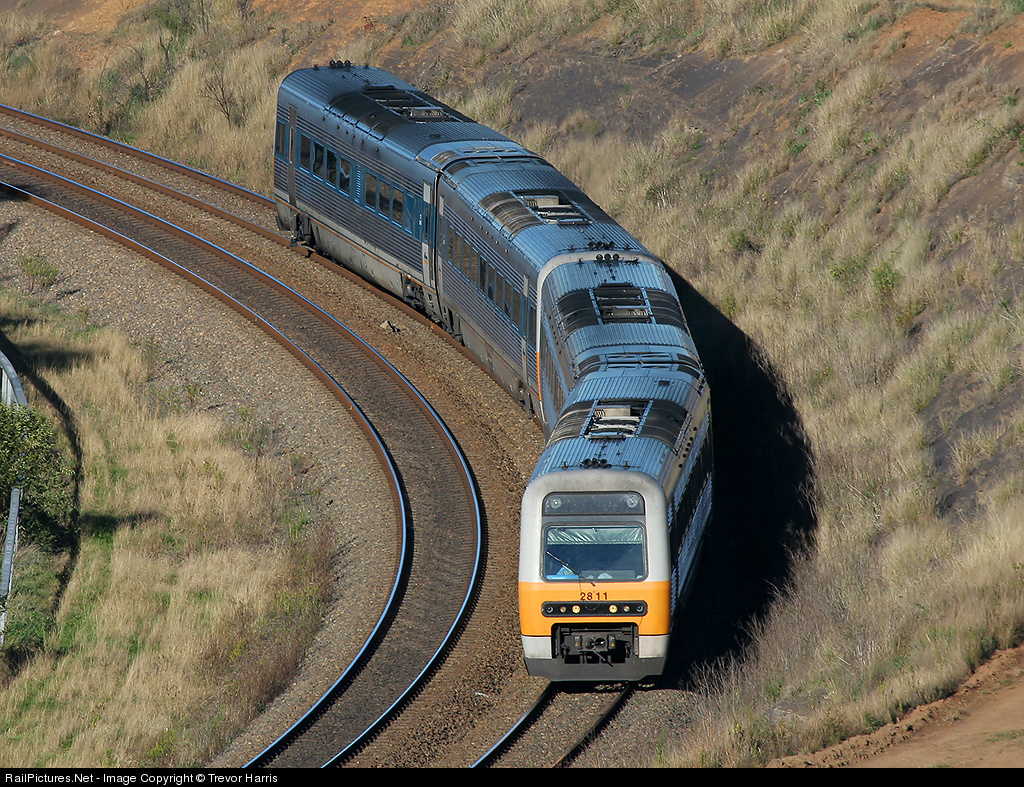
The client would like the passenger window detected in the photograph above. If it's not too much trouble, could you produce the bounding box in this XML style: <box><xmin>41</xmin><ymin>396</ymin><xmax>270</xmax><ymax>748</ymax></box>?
<box><xmin>495</xmin><ymin>273</ymin><xmax>506</xmax><ymax>313</ymax></box>
<box><xmin>486</xmin><ymin>265</ymin><xmax>497</xmax><ymax>303</ymax></box>
<box><xmin>379</xmin><ymin>181</ymin><xmax>392</xmax><ymax>218</ymax></box>
<box><xmin>339</xmin><ymin>158</ymin><xmax>351</xmax><ymax>194</ymax></box>
<box><xmin>466</xmin><ymin>248</ymin><xmax>477</xmax><ymax>282</ymax></box>
<box><xmin>313</xmin><ymin>142</ymin><xmax>325</xmax><ymax>179</ymax></box>
<box><xmin>403</xmin><ymin>194</ymin><xmax>418</xmax><ymax>235</ymax></box>
<box><xmin>275</xmin><ymin>121</ymin><xmax>289</xmax><ymax>159</ymax></box>
<box><xmin>503</xmin><ymin>279</ymin><xmax>514</xmax><ymax>318</ymax></box>
<box><xmin>299</xmin><ymin>135</ymin><xmax>311</xmax><ymax>171</ymax></box>
<box><xmin>326</xmin><ymin>150</ymin><xmax>338</xmax><ymax>187</ymax></box>
<box><xmin>393</xmin><ymin>190</ymin><xmax>404</xmax><ymax>226</ymax></box>
<box><xmin>438</xmin><ymin>217</ymin><xmax>449</xmax><ymax>260</ymax></box>
<box><xmin>513</xmin><ymin>290</ymin><xmax>522</xmax><ymax>332</ymax></box>
<box><xmin>453</xmin><ymin>233</ymin><xmax>463</xmax><ymax>270</ymax></box>
<box><xmin>365</xmin><ymin>173</ymin><xmax>377</xmax><ymax>210</ymax></box>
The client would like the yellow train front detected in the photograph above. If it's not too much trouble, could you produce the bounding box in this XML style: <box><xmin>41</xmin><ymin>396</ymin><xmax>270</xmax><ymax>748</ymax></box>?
<box><xmin>519</xmin><ymin>469</ymin><xmax>674</xmax><ymax>681</ymax></box>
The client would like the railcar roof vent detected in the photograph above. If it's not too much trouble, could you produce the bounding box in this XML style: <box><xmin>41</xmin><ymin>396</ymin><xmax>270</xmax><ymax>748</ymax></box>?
<box><xmin>432</xmin><ymin>150</ymin><xmax>459</xmax><ymax>165</ymax></box>
<box><xmin>556</xmin><ymin>285</ymin><xmax>689</xmax><ymax>335</ymax></box>
<box><xmin>520</xmin><ymin>192</ymin><xmax>588</xmax><ymax>224</ymax></box>
<box><xmin>595</xmin><ymin>285</ymin><xmax>652</xmax><ymax>322</ymax></box>
<box><xmin>362</xmin><ymin>85</ymin><xmax>457</xmax><ymax>121</ymax></box>
<box><xmin>574</xmin><ymin>352</ymin><xmax>702</xmax><ymax>379</ymax></box>
<box><xmin>480</xmin><ymin>191</ymin><xmax>543</xmax><ymax>235</ymax></box>
<box><xmin>482</xmin><ymin>188</ymin><xmax>605</xmax><ymax>237</ymax></box>
<box><xmin>550</xmin><ymin>400</ymin><xmax>646</xmax><ymax>443</ymax></box>
<box><xmin>549</xmin><ymin>399</ymin><xmax>688</xmax><ymax>448</ymax></box>
<box><xmin>586</xmin><ymin>403</ymin><xmax>644</xmax><ymax>439</ymax></box>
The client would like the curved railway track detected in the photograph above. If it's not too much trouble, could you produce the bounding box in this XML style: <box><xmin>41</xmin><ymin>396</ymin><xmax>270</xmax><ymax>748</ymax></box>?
<box><xmin>0</xmin><ymin>109</ymin><xmax>649</xmax><ymax>767</ymax></box>
<box><xmin>0</xmin><ymin>130</ymin><xmax>484</xmax><ymax>766</ymax></box>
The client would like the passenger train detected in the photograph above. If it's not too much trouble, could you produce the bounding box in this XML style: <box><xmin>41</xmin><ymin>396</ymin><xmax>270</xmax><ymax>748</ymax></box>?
<box><xmin>274</xmin><ymin>63</ymin><xmax>712</xmax><ymax>681</ymax></box>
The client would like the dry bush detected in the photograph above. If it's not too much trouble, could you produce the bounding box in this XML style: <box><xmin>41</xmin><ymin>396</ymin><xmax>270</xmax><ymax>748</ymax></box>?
<box><xmin>447</xmin><ymin>0</ymin><xmax>538</xmax><ymax>54</ymax></box>
<box><xmin>701</xmin><ymin>0</ymin><xmax>815</xmax><ymax>55</ymax></box>
<box><xmin>440</xmin><ymin>82</ymin><xmax>518</xmax><ymax>131</ymax></box>
<box><xmin>0</xmin><ymin>1</ymin><xmax>303</xmax><ymax>190</ymax></box>
<box><xmin>135</xmin><ymin>42</ymin><xmax>285</xmax><ymax>188</ymax></box>
<box><xmin>444</xmin><ymin>0</ymin><xmax>700</xmax><ymax>57</ymax></box>
<box><xmin>0</xmin><ymin>29</ymin><xmax>90</xmax><ymax>123</ymax></box>
<box><xmin>805</xmin><ymin>64</ymin><xmax>889</xmax><ymax>167</ymax></box>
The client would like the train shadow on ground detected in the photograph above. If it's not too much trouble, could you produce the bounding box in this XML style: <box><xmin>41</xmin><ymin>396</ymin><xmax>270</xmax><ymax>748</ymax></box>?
<box><xmin>652</xmin><ymin>271</ymin><xmax>817</xmax><ymax>690</ymax></box>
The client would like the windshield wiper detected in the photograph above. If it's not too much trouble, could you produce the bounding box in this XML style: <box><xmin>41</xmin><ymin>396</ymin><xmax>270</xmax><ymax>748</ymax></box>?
<box><xmin>545</xmin><ymin>551</ymin><xmax>595</xmax><ymax>585</ymax></box>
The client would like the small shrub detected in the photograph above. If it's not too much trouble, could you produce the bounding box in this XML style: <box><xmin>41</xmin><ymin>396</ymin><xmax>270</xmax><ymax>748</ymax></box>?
<box><xmin>17</xmin><ymin>250</ymin><xmax>59</xmax><ymax>294</ymax></box>
<box><xmin>0</xmin><ymin>403</ymin><xmax>74</xmax><ymax>551</ymax></box>
<box><xmin>871</xmin><ymin>259</ymin><xmax>901</xmax><ymax>300</ymax></box>
<box><xmin>728</xmin><ymin>228</ymin><xmax>760</xmax><ymax>254</ymax></box>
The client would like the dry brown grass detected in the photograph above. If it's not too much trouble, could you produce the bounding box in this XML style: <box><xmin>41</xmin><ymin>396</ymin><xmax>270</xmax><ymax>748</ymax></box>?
<box><xmin>384</xmin><ymin>45</ymin><xmax>1024</xmax><ymax>764</ymax></box>
<box><xmin>0</xmin><ymin>17</ymin><xmax>91</xmax><ymax>123</ymax></box>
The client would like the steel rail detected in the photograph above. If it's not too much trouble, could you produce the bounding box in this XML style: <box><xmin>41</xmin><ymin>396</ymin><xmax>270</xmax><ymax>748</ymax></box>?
<box><xmin>0</xmin><ymin>173</ymin><xmax>409</xmax><ymax>681</ymax></box>
<box><xmin>2</xmin><ymin>120</ymin><xmax>644</xmax><ymax>771</ymax></box>
<box><xmin>0</xmin><ymin>154</ymin><xmax>483</xmax><ymax>767</ymax></box>
<box><xmin>553</xmin><ymin>685</ymin><xmax>635</xmax><ymax>768</ymax></box>
<box><xmin>0</xmin><ymin>109</ymin><xmax>485</xmax><ymax>369</ymax></box>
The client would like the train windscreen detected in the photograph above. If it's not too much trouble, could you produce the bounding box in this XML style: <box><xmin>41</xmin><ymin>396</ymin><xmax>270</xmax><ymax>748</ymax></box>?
<box><xmin>544</xmin><ymin>525</ymin><xmax>645</xmax><ymax>581</ymax></box>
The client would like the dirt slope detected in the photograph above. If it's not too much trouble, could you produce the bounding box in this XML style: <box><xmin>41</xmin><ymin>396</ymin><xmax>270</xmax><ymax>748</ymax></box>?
<box><xmin>3</xmin><ymin>0</ymin><xmax>1023</xmax><ymax>767</ymax></box>
<box><xmin>772</xmin><ymin>645</ymin><xmax>1024</xmax><ymax>768</ymax></box>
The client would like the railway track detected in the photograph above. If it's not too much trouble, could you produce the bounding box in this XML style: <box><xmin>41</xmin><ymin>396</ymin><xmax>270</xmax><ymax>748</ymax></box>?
<box><xmin>0</xmin><ymin>109</ymin><xmax>648</xmax><ymax>767</ymax></box>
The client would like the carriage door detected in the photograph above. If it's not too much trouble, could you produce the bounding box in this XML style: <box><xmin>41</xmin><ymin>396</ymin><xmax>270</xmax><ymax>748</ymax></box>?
<box><xmin>422</xmin><ymin>181</ymin><xmax>443</xmax><ymax>323</ymax></box>
<box><xmin>519</xmin><ymin>275</ymin><xmax>537</xmax><ymax>413</ymax></box>
<box><xmin>287</xmin><ymin>106</ymin><xmax>297</xmax><ymax>209</ymax></box>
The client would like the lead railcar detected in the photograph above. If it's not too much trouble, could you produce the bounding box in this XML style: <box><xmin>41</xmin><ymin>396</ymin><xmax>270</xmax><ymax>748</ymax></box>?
<box><xmin>274</xmin><ymin>63</ymin><xmax>713</xmax><ymax>681</ymax></box>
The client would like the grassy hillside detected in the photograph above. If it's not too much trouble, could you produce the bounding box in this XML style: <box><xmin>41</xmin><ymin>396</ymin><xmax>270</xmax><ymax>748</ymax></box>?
<box><xmin>2</xmin><ymin>0</ymin><xmax>1024</xmax><ymax>766</ymax></box>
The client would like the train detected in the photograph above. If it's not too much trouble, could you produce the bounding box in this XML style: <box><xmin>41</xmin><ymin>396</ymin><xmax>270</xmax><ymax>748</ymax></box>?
<box><xmin>274</xmin><ymin>63</ymin><xmax>712</xmax><ymax>681</ymax></box>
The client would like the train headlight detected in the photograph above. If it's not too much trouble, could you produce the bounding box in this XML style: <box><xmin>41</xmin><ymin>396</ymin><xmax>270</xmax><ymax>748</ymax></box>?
<box><xmin>541</xmin><ymin>601</ymin><xmax>647</xmax><ymax>617</ymax></box>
